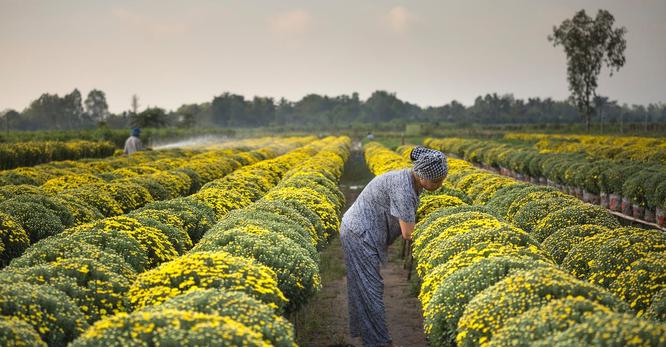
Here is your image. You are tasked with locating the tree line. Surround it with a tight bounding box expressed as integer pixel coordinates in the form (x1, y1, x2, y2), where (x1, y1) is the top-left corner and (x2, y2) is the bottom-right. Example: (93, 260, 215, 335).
(2, 89, 665, 131)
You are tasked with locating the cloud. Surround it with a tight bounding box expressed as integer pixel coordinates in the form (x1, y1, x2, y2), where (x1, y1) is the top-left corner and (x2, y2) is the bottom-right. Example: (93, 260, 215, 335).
(111, 8, 189, 37)
(268, 9, 312, 35)
(385, 5, 417, 34)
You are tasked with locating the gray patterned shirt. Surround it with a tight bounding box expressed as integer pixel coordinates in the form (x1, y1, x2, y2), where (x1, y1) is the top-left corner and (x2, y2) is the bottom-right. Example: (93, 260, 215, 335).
(341, 168, 420, 263)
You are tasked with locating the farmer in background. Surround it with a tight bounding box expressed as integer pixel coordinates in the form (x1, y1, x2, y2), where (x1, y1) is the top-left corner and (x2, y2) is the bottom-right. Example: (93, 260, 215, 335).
(340, 145, 448, 347)
(123, 128, 144, 155)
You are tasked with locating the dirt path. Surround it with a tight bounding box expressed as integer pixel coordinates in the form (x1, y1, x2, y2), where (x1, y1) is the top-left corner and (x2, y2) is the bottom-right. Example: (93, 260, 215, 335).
(293, 237, 427, 347)
(293, 145, 427, 347)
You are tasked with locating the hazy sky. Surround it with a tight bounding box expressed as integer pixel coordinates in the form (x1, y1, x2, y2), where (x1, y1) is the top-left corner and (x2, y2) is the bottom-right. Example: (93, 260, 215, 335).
(1, 0, 665, 113)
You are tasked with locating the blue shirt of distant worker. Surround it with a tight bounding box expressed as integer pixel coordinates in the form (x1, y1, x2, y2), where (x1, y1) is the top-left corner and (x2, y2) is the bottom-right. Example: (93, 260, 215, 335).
(340, 146, 448, 347)
(123, 128, 144, 155)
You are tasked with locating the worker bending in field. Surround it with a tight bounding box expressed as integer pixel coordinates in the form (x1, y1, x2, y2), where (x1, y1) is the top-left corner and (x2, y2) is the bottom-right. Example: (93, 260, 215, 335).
(340, 145, 448, 347)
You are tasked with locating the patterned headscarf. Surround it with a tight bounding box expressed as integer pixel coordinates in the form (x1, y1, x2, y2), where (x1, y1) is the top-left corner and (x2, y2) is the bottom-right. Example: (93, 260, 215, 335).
(410, 146, 448, 180)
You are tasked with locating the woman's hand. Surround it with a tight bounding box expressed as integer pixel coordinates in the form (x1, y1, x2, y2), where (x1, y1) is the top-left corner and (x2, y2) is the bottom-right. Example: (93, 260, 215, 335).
(399, 219, 415, 240)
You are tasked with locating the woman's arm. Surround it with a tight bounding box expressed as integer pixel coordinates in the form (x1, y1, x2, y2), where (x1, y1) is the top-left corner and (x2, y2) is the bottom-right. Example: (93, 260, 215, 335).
(399, 219, 415, 240)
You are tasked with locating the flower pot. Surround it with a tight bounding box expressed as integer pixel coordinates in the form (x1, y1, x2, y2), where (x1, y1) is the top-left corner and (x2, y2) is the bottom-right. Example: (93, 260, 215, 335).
(587, 191, 600, 205)
(632, 204, 645, 220)
(621, 197, 632, 215)
(644, 208, 656, 223)
(657, 208, 665, 227)
(600, 192, 609, 208)
(567, 186, 575, 196)
(609, 194, 622, 212)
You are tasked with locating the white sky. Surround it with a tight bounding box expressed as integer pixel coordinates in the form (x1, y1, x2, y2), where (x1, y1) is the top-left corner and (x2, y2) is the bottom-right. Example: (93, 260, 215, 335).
(1, 0, 664, 113)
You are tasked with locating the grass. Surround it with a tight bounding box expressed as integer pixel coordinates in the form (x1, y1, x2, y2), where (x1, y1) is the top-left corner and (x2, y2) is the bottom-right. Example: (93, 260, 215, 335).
(291, 235, 348, 346)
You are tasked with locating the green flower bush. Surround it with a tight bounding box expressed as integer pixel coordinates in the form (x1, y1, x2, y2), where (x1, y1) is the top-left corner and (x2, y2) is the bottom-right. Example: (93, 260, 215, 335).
(0, 212, 30, 266)
(7, 235, 135, 279)
(532, 203, 620, 242)
(0, 315, 47, 347)
(562, 227, 666, 287)
(541, 224, 610, 264)
(143, 289, 296, 347)
(136, 197, 216, 243)
(0, 199, 64, 243)
(645, 288, 666, 322)
(69, 309, 266, 347)
(5, 257, 131, 323)
(128, 251, 287, 311)
(193, 225, 320, 313)
(62, 228, 149, 273)
(540, 311, 666, 346)
(611, 252, 666, 318)
(423, 256, 551, 347)
(0, 280, 88, 346)
(512, 195, 579, 233)
(67, 216, 179, 268)
(456, 267, 629, 346)
(488, 297, 614, 346)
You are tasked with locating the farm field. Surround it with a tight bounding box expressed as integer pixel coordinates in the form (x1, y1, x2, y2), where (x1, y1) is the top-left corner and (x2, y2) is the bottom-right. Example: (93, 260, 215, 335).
(0, 133, 663, 346)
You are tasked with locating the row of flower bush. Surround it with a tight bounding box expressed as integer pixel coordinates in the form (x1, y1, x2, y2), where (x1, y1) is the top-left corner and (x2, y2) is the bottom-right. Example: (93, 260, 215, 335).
(427, 137, 666, 226)
(417, 196, 666, 346)
(0, 137, 332, 346)
(0, 138, 311, 267)
(0, 136, 291, 187)
(427, 138, 666, 319)
(69, 136, 350, 346)
(504, 132, 666, 164)
(365, 142, 665, 346)
(0, 140, 117, 170)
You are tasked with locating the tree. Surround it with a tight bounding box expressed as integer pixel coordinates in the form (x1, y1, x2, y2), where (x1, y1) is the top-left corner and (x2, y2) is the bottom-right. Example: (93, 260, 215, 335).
(84, 89, 110, 124)
(549, 9, 627, 132)
(131, 94, 140, 116)
(1, 109, 19, 135)
(131, 107, 169, 128)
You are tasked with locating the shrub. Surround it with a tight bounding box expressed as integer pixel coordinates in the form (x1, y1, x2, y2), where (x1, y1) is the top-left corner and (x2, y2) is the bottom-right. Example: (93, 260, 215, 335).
(512, 195, 579, 234)
(69, 216, 178, 268)
(0, 315, 47, 347)
(8, 235, 135, 279)
(0, 200, 64, 243)
(62, 228, 149, 273)
(541, 224, 610, 264)
(611, 252, 666, 317)
(423, 256, 550, 347)
(0, 281, 88, 346)
(532, 204, 620, 242)
(42, 174, 105, 193)
(0, 212, 30, 266)
(488, 297, 614, 347)
(208, 208, 318, 262)
(144, 289, 296, 347)
(192, 225, 320, 312)
(137, 197, 216, 243)
(7, 257, 131, 323)
(645, 288, 666, 322)
(69, 309, 266, 347)
(416, 195, 467, 221)
(418, 242, 554, 310)
(61, 187, 124, 217)
(541, 311, 666, 346)
(456, 267, 629, 346)
(128, 251, 287, 311)
(562, 227, 666, 287)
